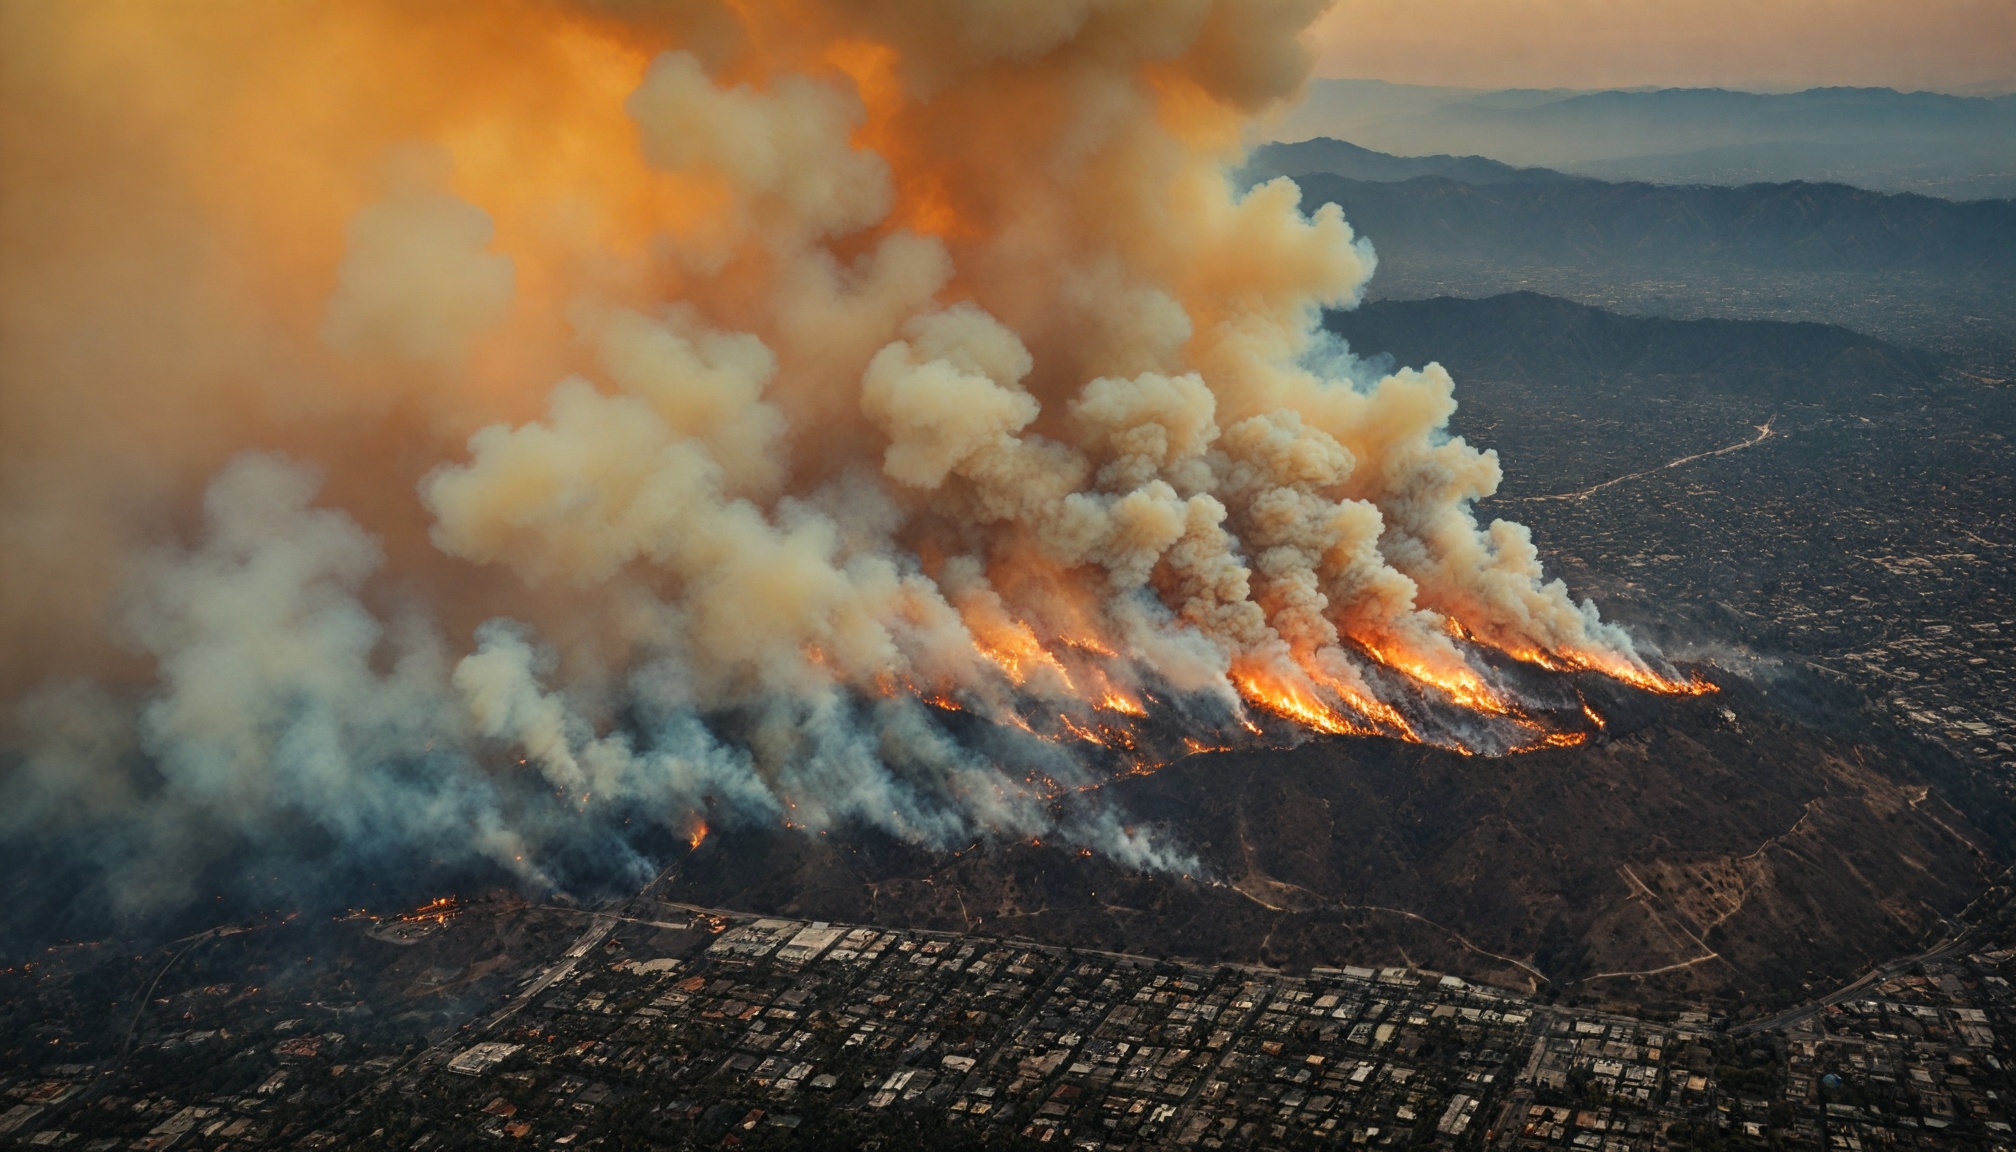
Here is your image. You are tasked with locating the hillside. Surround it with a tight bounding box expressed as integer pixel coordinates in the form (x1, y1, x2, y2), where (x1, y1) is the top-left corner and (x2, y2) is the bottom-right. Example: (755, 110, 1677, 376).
(1288, 173, 2016, 277)
(662, 672, 2010, 1013)
(1324, 292, 1943, 405)
(1276, 170, 2016, 371)
(663, 293, 2016, 1016)
(1241, 137, 1572, 186)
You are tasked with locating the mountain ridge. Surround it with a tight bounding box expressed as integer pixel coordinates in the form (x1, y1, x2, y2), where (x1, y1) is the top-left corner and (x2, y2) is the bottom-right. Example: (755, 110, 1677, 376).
(1324, 291, 1945, 405)
(1273, 82, 2016, 199)
(1242, 137, 1576, 187)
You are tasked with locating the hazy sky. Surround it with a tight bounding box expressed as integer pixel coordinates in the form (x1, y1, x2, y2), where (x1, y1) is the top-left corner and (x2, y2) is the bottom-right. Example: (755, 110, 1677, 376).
(1308, 0, 2016, 93)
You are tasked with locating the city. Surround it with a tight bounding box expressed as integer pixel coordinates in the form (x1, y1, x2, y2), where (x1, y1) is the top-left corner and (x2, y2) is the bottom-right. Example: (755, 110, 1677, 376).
(8, 888, 2016, 1150)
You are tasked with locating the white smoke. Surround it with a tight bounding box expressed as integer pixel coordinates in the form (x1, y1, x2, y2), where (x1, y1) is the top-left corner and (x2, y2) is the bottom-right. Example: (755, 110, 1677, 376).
(0, 1, 1690, 917)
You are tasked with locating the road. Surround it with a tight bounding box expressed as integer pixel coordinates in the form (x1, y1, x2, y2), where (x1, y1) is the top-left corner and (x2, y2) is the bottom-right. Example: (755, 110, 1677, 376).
(1732, 926, 1974, 1035)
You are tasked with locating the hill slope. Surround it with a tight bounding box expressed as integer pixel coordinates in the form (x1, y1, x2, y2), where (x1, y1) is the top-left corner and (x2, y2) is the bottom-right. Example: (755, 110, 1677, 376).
(1325, 291, 1943, 405)
(1242, 137, 1572, 186)
(662, 673, 2010, 1014)
(1290, 173, 2016, 277)
(1279, 170, 2016, 370)
(664, 295, 2016, 1017)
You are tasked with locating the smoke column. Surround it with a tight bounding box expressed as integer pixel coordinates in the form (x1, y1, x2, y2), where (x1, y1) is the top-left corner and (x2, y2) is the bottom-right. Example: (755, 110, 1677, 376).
(0, 1, 1699, 916)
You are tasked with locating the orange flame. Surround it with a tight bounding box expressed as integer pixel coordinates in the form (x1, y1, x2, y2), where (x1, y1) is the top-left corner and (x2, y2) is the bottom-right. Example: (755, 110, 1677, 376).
(1358, 640, 1516, 716)
(1233, 668, 1373, 737)
(688, 823, 709, 851)
(1097, 689, 1148, 717)
(973, 624, 1074, 691)
(1301, 662, 1419, 739)
(1497, 642, 1715, 697)
(1057, 713, 1109, 746)
(1515, 730, 1588, 752)
(398, 896, 462, 926)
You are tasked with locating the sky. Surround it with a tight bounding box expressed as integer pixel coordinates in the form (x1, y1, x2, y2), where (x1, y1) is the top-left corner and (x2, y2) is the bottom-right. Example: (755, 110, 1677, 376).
(1307, 0, 2016, 93)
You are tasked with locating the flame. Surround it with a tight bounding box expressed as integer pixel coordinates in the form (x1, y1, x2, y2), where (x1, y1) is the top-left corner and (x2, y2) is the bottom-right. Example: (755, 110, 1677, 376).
(1096, 689, 1148, 718)
(1496, 642, 1715, 697)
(1511, 730, 1589, 752)
(1358, 639, 1517, 716)
(1301, 662, 1418, 739)
(1588, 658, 1716, 697)
(972, 623, 1074, 692)
(398, 896, 462, 926)
(1233, 667, 1373, 737)
(1057, 713, 1109, 746)
(688, 823, 709, 851)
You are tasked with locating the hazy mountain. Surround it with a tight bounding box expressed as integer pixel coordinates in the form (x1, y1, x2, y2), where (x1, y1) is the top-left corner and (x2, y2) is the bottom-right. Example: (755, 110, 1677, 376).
(1273, 81, 2016, 200)
(1241, 137, 1573, 186)
(1273, 168, 2016, 371)
(1571, 138, 2016, 201)
(1324, 291, 1943, 406)
(1287, 172, 2016, 276)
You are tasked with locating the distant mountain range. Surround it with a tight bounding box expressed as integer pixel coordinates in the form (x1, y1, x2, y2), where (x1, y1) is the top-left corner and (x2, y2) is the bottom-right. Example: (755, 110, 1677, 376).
(1286, 166, 2016, 291)
(1324, 292, 1944, 406)
(1241, 137, 1573, 186)
(1243, 140, 2016, 370)
(1272, 82, 2016, 200)
(1277, 167, 2016, 278)
(1249, 139, 2016, 277)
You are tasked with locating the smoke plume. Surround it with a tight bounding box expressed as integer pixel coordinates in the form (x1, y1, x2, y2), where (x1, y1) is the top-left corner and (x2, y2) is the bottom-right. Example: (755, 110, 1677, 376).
(0, 0, 1698, 917)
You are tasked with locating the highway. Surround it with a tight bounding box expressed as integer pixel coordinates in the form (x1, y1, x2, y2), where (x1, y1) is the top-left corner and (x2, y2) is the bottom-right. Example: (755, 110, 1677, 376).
(1733, 926, 1975, 1035)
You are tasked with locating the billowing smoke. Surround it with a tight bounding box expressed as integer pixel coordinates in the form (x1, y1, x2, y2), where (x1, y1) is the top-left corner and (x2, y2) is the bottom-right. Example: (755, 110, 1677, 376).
(0, 1, 1697, 917)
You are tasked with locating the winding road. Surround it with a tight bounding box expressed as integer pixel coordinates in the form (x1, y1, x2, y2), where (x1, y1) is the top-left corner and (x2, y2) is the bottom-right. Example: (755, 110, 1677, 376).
(1506, 416, 1778, 504)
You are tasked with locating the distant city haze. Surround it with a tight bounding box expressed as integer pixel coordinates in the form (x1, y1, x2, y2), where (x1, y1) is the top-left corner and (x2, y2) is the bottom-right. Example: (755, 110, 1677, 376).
(1308, 0, 2015, 93)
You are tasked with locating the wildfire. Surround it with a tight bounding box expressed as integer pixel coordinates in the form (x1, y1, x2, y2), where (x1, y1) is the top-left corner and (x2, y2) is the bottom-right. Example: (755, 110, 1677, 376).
(811, 579, 1688, 758)
(1592, 660, 1717, 697)
(1233, 669, 1374, 737)
(1302, 663, 1419, 739)
(398, 896, 462, 926)
(1516, 730, 1589, 752)
(1358, 640, 1518, 717)
(973, 625, 1074, 691)
(1509, 644, 1715, 696)
(1057, 713, 1109, 746)
(1096, 689, 1149, 718)
(688, 824, 709, 851)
